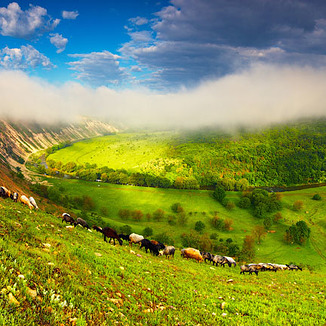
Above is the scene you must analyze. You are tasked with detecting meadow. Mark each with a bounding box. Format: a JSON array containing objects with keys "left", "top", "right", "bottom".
[
  {"left": 0, "top": 198, "right": 326, "bottom": 325},
  {"left": 45, "top": 178, "right": 326, "bottom": 271}
]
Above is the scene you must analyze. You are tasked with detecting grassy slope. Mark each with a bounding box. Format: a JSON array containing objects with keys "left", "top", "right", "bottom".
[
  {"left": 1, "top": 198, "right": 326, "bottom": 326},
  {"left": 46, "top": 178, "right": 326, "bottom": 271},
  {"left": 48, "top": 132, "right": 174, "bottom": 171}
]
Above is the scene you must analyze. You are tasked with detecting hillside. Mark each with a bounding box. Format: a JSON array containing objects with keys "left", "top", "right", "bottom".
[
  {"left": 44, "top": 119, "right": 326, "bottom": 189},
  {"left": 1, "top": 197, "right": 326, "bottom": 325},
  {"left": 0, "top": 118, "right": 118, "bottom": 175}
]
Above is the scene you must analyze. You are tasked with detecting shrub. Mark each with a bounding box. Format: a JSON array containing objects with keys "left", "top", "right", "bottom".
[
  {"left": 239, "top": 235, "right": 256, "bottom": 261},
  {"left": 131, "top": 209, "right": 143, "bottom": 221},
  {"left": 238, "top": 197, "right": 251, "bottom": 209},
  {"left": 210, "top": 233, "right": 218, "bottom": 240},
  {"left": 156, "top": 232, "right": 174, "bottom": 245},
  {"left": 293, "top": 200, "right": 304, "bottom": 211},
  {"left": 143, "top": 227, "right": 153, "bottom": 237},
  {"left": 212, "top": 186, "right": 226, "bottom": 203},
  {"left": 153, "top": 209, "right": 165, "bottom": 221},
  {"left": 118, "top": 209, "right": 130, "bottom": 220},
  {"left": 167, "top": 215, "right": 177, "bottom": 225},
  {"left": 177, "top": 212, "right": 188, "bottom": 226},
  {"left": 120, "top": 225, "right": 132, "bottom": 235},
  {"left": 263, "top": 216, "right": 273, "bottom": 230},
  {"left": 211, "top": 216, "right": 225, "bottom": 230},
  {"left": 225, "top": 201, "right": 235, "bottom": 211},
  {"left": 273, "top": 212, "right": 283, "bottom": 223},
  {"left": 194, "top": 221, "right": 206, "bottom": 233},
  {"left": 312, "top": 194, "right": 322, "bottom": 201},
  {"left": 180, "top": 231, "right": 199, "bottom": 248},
  {"left": 224, "top": 218, "right": 233, "bottom": 231},
  {"left": 171, "top": 203, "right": 184, "bottom": 213}
]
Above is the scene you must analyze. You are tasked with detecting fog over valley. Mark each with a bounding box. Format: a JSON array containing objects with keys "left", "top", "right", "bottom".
[{"left": 0, "top": 64, "right": 326, "bottom": 129}]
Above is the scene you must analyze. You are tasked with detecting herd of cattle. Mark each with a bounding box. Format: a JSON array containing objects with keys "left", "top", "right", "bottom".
[{"left": 1, "top": 185, "right": 303, "bottom": 276}]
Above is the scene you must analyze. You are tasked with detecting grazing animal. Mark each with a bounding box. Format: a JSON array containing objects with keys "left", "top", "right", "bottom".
[
  {"left": 272, "top": 264, "right": 290, "bottom": 271},
  {"left": 181, "top": 248, "right": 203, "bottom": 262},
  {"left": 0, "top": 186, "right": 11, "bottom": 198},
  {"left": 20, "top": 195, "right": 34, "bottom": 209},
  {"left": 118, "top": 234, "right": 130, "bottom": 242},
  {"left": 62, "top": 213, "right": 75, "bottom": 225},
  {"left": 212, "top": 255, "right": 228, "bottom": 266},
  {"left": 150, "top": 240, "right": 165, "bottom": 250},
  {"left": 201, "top": 252, "right": 214, "bottom": 264},
  {"left": 93, "top": 225, "right": 103, "bottom": 232},
  {"left": 129, "top": 233, "right": 144, "bottom": 246},
  {"left": 240, "top": 264, "right": 259, "bottom": 276},
  {"left": 287, "top": 264, "right": 303, "bottom": 271},
  {"left": 29, "top": 197, "right": 39, "bottom": 209},
  {"left": 159, "top": 246, "right": 175, "bottom": 258},
  {"left": 10, "top": 192, "right": 19, "bottom": 202},
  {"left": 75, "top": 218, "right": 90, "bottom": 229},
  {"left": 139, "top": 239, "right": 160, "bottom": 255},
  {"left": 224, "top": 256, "right": 237, "bottom": 267},
  {"left": 101, "top": 227, "right": 123, "bottom": 245}
]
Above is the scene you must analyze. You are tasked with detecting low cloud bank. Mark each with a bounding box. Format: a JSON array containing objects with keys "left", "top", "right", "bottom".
[{"left": 0, "top": 64, "right": 325, "bottom": 129}]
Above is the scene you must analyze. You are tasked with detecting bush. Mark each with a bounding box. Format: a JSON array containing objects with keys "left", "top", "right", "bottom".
[
  {"left": 238, "top": 197, "right": 251, "bottom": 209},
  {"left": 120, "top": 225, "right": 132, "bottom": 235},
  {"left": 194, "top": 221, "right": 206, "bottom": 233},
  {"left": 118, "top": 209, "right": 130, "bottom": 220},
  {"left": 210, "top": 233, "right": 218, "bottom": 240},
  {"left": 211, "top": 216, "right": 225, "bottom": 230},
  {"left": 273, "top": 212, "right": 283, "bottom": 223},
  {"left": 212, "top": 186, "right": 226, "bottom": 203},
  {"left": 180, "top": 231, "right": 199, "bottom": 248},
  {"left": 153, "top": 209, "right": 165, "bottom": 221},
  {"left": 312, "top": 194, "right": 322, "bottom": 201},
  {"left": 177, "top": 212, "right": 188, "bottom": 226},
  {"left": 284, "top": 220, "right": 311, "bottom": 245},
  {"left": 143, "top": 227, "right": 153, "bottom": 237},
  {"left": 293, "top": 200, "right": 304, "bottom": 211},
  {"left": 225, "top": 201, "right": 235, "bottom": 210},
  {"left": 263, "top": 216, "right": 273, "bottom": 230},
  {"left": 156, "top": 232, "right": 174, "bottom": 245},
  {"left": 224, "top": 218, "right": 233, "bottom": 231},
  {"left": 131, "top": 209, "right": 143, "bottom": 221},
  {"left": 167, "top": 215, "right": 177, "bottom": 225},
  {"left": 171, "top": 203, "right": 184, "bottom": 213}
]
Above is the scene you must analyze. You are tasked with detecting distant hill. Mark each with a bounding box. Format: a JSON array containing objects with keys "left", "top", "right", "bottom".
[{"left": 0, "top": 117, "right": 118, "bottom": 169}]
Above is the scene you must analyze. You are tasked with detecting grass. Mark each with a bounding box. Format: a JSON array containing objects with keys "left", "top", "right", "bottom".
[
  {"left": 45, "top": 177, "right": 326, "bottom": 271},
  {"left": 1, "top": 198, "right": 326, "bottom": 325}
]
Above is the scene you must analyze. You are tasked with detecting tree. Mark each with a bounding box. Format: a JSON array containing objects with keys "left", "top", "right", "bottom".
[
  {"left": 212, "top": 186, "right": 226, "bottom": 203},
  {"left": 119, "top": 209, "right": 130, "bottom": 220},
  {"left": 143, "top": 227, "right": 153, "bottom": 237},
  {"left": 284, "top": 220, "right": 311, "bottom": 245},
  {"left": 131, "top": 209, "right": 143, "bottom": 221},
  {"left": 240, "top": 235, "right": 256, "bottom": 262},
  {"left": 153, "top": 209, "right": 165, "bottom": 221},
  {"left": 194, "top": 221, "right": 206, "bottom": 233},
  {"left": 252, "top": 225, "right": 266, "bottom": 244},
  {"left": 238, "top": 197, "right": 251, "bottom": 209},
  {"left": 171, "top": 203, "right": 184, "bottom": 213},
  {"left": 199, "top": 233, "right": 213, "bottom": 252},
  {"left": 273, "top": 212, "right": 283, "bottom": 223},
  {"left": 263, "top": 216, "right": 273, "bottom": 230}
]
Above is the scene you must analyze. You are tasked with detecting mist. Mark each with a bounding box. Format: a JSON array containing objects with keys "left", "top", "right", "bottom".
[{"left": 0, "top": 64, "right": 326, "bottom": 129}]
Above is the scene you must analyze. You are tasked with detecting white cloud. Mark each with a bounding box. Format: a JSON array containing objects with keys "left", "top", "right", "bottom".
[
  {"left": 50, "top": 33, "right": 68, "bottom": 53},
  {"left": 0, "top": 45, "right": 54, "bottom": 69},
  {"left": 62, "top": 10, "right": 79, "bottom": 20},
  {"left": 0, "top": 2, "right": 60, "bottom": 39},
  {"left": 0, "top": 64, "right": 326, "bottom": 128},
  {"left": 129, "top": 16, "right": 148, "bottom": 26},
  {"left": 68, "top": 51, "right": 128, "bottom": 86}
]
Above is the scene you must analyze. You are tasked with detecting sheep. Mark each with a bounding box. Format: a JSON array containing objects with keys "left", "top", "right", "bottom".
[
  {"left": 101, "top": 227, "right": 122, "bottom": 246},
  {"left": 201, "top": 252, "right": 214, "bottom": 264},
  {"left": 224, "top": 256, "right": 237, "bottom": 267},
  {"left": 129, "top": 233, "right": 144, "bottom": 246},
  {"left": 75, "top": 217, "right": 90, "bottom": 229},
  {"left": 150, "top": 240, "right": 165, "bottom": 250},
  {"left": 29, "top": 197, "right": 38, "bottom": 209},
  {"left": 20, "top": 195, "right": 34, "bottom": 209},
  {"left": 0, "top": 186, "right": 11, "bottom": 198},
  {"left": 240, "top": 264, "right": 259, "bottom": 276},
  {"left": 287, "top": 264, "right": 303, "bottom": 271},
  {"left": 118, "top": 234, "right": 130, "bottom": 242},
  {"left": 180, "top": 248, "right": 203, "bottom": 262},
  {"left": 10, "top": 192, "right": 19, "bottom": 202},
  {"left": 212, "top": 255, "right": 228, "bottom": 266},
  {"left": 273, "top": 264, "right": 290, "bottom": 271},
  {"left": 159, "top": 246, "right": 175, "bottom": 258},
  {"left": 93, "top": 225, "right": 103, "bottom": 232},
  {"left": 139, "top": 239, "right": 160, "bottom": 255},
  {"left": 62, "top": 213, "right": 75, "bottom": 225}
]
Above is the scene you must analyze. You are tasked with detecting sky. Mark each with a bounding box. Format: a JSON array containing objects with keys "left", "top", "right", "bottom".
[{"left": 1, "top": 0, "right": 326, "bottom": 128}]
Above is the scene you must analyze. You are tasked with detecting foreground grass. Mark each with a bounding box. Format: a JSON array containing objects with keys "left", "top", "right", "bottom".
[{"left": 0, "top": 199, "right": 326, "bottom": 325}]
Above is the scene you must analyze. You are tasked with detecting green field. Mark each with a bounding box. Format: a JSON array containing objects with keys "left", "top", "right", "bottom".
[
  {"left": 44, "top": 177, "right": 326, "bottom": 271},
  {"left": 1, "top": 198, "right": 326, "bottom": 325},
  {"left": 48, "top": 132, "right": 175, "bottom": 172}
]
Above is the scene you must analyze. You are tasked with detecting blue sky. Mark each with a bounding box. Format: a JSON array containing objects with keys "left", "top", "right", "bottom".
[{"left": 0, "top": 1, "right": 326, "bottom": 127}]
